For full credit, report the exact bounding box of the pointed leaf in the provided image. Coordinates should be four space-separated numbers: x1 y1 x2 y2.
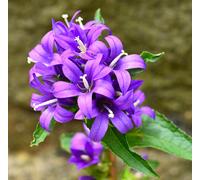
140 51 164 63
94 8 105 24
30 119 56 147
102 126 158 177
127 111 192 160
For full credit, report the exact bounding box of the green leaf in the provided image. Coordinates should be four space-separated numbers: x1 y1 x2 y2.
60 133 73 153
30 119 56 147
140 51 164 63
147 160 159 169
102 126 158 177
127 112 192 160
94 8 105 24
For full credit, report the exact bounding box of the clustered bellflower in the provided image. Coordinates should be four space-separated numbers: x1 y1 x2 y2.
69 132 103 169
28 10 155 142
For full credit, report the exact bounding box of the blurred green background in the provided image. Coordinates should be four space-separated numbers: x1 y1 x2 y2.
9 0 191 179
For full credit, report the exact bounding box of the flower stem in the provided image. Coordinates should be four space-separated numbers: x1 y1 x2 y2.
109 151 117 180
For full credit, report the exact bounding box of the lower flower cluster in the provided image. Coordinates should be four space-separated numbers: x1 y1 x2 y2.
28 10 155 142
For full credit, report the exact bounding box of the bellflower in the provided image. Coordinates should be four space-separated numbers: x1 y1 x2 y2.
52 10 110 59
28 10 155 141
126 90 155 127
84 79 143 142
79 176 96 180
53 54 114 119
88 35 146 94
69 132 103 169
30 74 74 131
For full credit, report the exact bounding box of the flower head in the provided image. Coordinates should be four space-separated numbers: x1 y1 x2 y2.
28 10 155 142
69 132 103 169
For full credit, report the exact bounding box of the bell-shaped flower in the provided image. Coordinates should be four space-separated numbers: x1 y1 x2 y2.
69 132 103 169
127 90 155 127
53 54 113 119
88 35 146 94
30 74 74 131
52 11 110 58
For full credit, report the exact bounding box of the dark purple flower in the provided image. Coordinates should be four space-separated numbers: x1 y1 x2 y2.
79 176 96 180
69 132 103 169
28 10 156 140
30 74 74 131
88 35 146 94
87 91 135 142
53 54 113 118
27 30 62 66
52 11 110 57
127 90 155 127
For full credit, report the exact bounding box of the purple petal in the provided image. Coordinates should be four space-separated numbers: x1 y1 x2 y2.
93 79 115 99
53 81 81 98
105 35 123 62
75 110 85 120
71 133 87 150
89 113 109 142
85 141 94 157
54 35 73 50
62 59 83 83
70 10 81 23
93 65 112 81
88 40 109 60
92 142 103 155
30 93 52 111
134 90 145 106
114 70 131 94
50 53 63 66
30 74 52 94
141 106 156 119
28 43 53 65
115 54 146 70
78 93 93 119
79 176 96 180
114 90 134 110
39 106 55 131
129 80 144 91
41 31 54 52
52 20 68 35
110 110 133 134
131 113 142 127
29 63 56 84
87 24 110 45
70 149 84 158
84 54 111 81
84 54 102 81
54 104 74 123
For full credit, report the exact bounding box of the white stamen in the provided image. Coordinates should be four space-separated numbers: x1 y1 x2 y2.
27 57 36 64
74 36 87 53
109 50 128 68
80 74 90 90
61 14 70 27
80 154 90 161
33 99 57 111
134 100 140 107
104 105 114 118
75 16 84 29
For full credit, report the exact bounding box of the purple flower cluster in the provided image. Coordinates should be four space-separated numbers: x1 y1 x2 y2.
28 11 155 142
69 132 103 169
